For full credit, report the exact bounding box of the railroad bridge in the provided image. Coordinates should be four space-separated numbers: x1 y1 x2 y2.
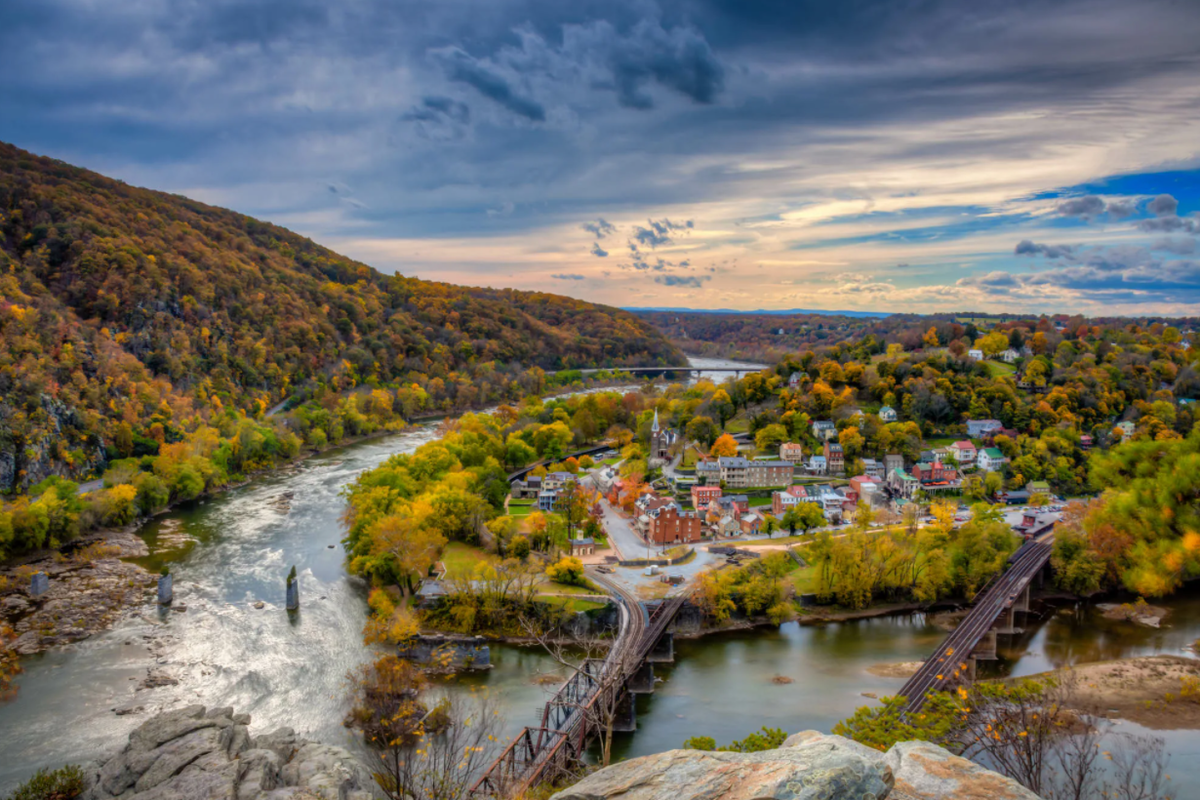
898 537 1055 711
469 576 686 799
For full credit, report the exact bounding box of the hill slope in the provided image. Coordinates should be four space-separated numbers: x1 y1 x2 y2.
0 141 682 492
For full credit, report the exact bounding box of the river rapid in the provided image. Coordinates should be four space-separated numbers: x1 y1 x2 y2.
3 365 1200 790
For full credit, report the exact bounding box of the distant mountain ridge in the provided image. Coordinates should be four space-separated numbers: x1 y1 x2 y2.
625 306 890 318
0 141 682 491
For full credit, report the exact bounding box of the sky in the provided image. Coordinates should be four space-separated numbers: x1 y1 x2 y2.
2 0 1199 316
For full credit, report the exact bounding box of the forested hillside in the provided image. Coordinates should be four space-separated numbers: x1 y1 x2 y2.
0 141 682 493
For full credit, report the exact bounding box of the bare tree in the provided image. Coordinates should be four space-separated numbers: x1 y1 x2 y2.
518 612 626 768
346 655 505 800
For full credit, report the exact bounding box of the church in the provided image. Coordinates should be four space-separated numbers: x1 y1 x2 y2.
650 409 675 460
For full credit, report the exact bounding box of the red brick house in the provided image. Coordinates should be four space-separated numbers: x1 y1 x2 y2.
691 484 722 510
647 505 704 545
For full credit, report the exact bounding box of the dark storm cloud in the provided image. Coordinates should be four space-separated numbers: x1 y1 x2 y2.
654 274 709 287
1015 240 1076 259
582 218 616 238
590 242 609 257
431 47 546 121
1148 194 1179 216
1055 195 1105 218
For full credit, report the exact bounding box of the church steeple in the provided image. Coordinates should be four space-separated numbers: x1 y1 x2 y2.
651 409 660 433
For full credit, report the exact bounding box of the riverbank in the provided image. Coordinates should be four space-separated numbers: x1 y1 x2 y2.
1019 655 1200 730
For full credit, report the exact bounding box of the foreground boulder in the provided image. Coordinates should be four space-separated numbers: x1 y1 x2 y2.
552 731 1039 800
83 705 380 800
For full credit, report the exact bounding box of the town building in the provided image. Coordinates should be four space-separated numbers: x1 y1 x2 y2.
1079 434 1093 450
647 505 704 545
860 458 884 479
812 420 837 441
649 410 675 460
779 442 805 463
878 406 898 422
718 456 793 488
948 440 977 466
788 372 805 389
884 453 905 475
806 454 827 475
1000 348 1020 363
739 512 765 536
824 441 844 474
968 348 984 360
888 468 920 499
569 538 596 557
966 419 1004 438
542 471 575 491
537 490 559 511
977 447 1008 472
510 475 542 499
712 494 750 516
695 458 721 482
772 485 814 515
912 461 960 492
1027 480 1051 497
1116 420 1136 438
691 484 722 510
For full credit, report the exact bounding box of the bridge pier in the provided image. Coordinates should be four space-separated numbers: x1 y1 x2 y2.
646 632 674 663
628 661 656 694
971 630 998 662
610 691 637 733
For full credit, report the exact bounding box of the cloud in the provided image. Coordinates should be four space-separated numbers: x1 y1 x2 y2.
1138 214 1199 234
1015 240 1076 259
1054 195 1140 220
590 242 608 257
1055 195 1106 218
654 274 709 288
582 218 615 238
551 273 585 280
1148 194 1179 216
1154 237 1196 255
631 218 693 249
430 47 546 121
633 225 671 248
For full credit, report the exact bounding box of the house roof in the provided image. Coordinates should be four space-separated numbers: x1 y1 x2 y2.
569 537 595 546
981 447 1005 458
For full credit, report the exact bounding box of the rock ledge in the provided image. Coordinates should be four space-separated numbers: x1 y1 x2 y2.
551 730 1040 800
83 705 380 800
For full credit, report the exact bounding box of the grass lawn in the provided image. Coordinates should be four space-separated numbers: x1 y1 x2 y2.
681 448 699 468
725 417 750 434
537 580 600 596
986 361 1017 377
925 436 957 447
540 597 608 613
441 542 499 578
600 457 621 466
786 564 817 595
748 497 774 508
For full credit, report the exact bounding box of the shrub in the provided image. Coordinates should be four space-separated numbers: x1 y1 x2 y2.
4 764 85 800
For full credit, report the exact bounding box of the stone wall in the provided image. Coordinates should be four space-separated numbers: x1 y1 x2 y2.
550 730 1042 800
395 634 491 669
83 705 380 800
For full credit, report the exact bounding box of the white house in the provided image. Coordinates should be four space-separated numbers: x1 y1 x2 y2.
807 455 828 475
788 372 804 389
976 447 1008 472
1000 348 1019 363
878 406 897 422
1115 420 1136 438
968 349 984 361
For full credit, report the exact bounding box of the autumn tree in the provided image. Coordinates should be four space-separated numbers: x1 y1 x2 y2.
710 434 739 458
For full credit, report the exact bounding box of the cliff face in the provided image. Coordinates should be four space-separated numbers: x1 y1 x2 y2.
551 730 1041 800
0 393 105 492
82 705 379 800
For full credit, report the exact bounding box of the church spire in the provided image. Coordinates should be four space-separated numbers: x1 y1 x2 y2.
651 409 660 433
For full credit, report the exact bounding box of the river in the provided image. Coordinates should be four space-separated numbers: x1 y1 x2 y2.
2 371 1199 791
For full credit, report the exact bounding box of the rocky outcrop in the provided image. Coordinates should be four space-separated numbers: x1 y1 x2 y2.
83 705 380 800
551 731 1040 800
0 393 106 493
1 530 153 655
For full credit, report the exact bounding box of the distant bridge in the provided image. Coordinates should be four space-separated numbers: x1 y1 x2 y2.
577 365 767 378
898 536 1055 711
470 577 686 798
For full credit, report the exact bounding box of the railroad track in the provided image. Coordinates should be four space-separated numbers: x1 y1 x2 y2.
900 540 1053 710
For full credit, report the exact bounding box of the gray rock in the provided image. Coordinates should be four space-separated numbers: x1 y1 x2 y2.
884 740 1041 800
550 738 893 800
83 707 380 800
253 728 301 764
236 749 283 800
134 726 228 792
